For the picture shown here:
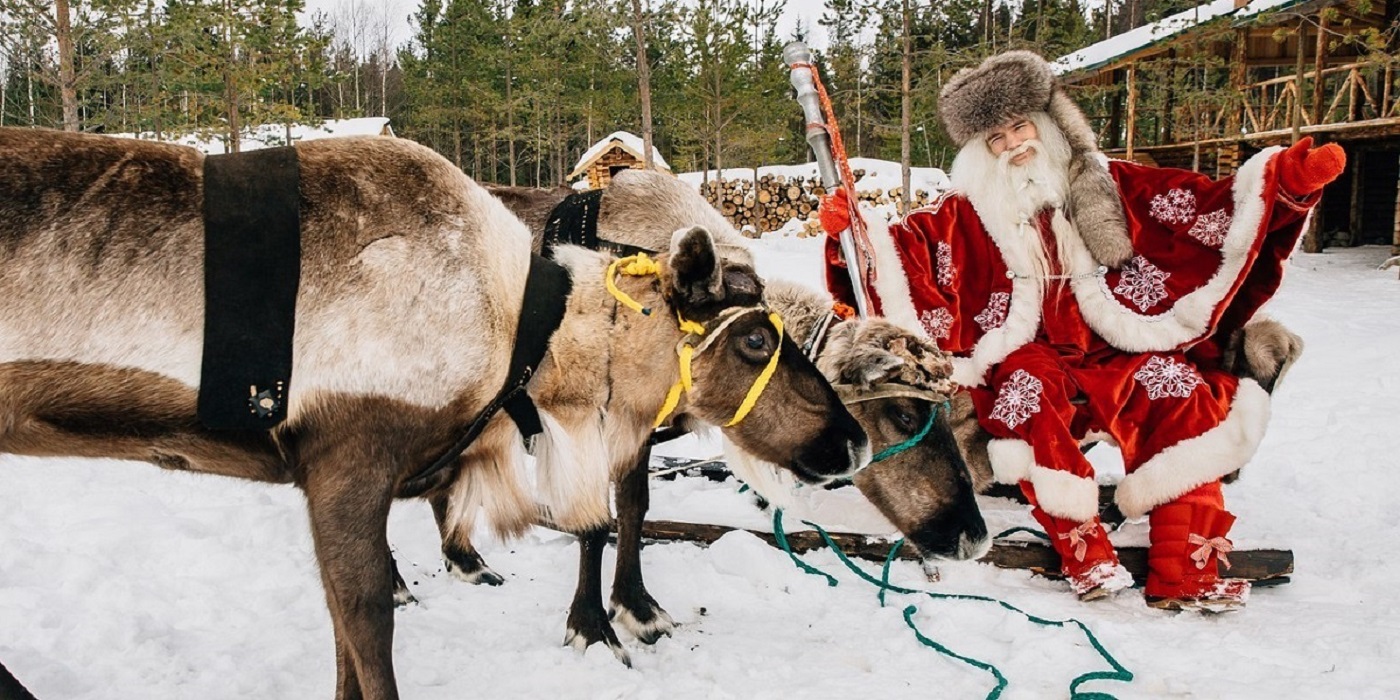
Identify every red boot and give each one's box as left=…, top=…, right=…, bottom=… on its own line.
left=1145, top=482, right=1250, bottom=612
left=1023, top=482, right=1133, bottom=600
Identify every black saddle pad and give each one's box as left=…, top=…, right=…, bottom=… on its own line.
left=197, top=147, right=301, bottom=430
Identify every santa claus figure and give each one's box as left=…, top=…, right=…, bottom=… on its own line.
left=820, top=50, right=1344, bottom=610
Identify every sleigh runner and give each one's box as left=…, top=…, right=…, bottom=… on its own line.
left=646, top=455, right=1295, bottom=586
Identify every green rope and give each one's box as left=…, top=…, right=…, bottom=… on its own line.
left=870, top=400, right=951, bottom=463
left=771, top=509, right=1133, bottom=700
left=772, top=509, right=836, bottom=586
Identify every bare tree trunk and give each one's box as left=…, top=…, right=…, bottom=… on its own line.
left=55, top=0, right=79, bottom=131
left=223, top=0, right=240, bottom=153
left=900, top=0, right=912, bottom=213
left=631, top=0, right=654, bottom=169
left=506, top=60, right=516, bottom=186
left=147, top=0, right=163, bottom=140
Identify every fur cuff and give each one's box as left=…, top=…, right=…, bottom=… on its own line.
left=1115, top=379, right=1271, bottom=519
left=988, top=438, right=1099, bottom=522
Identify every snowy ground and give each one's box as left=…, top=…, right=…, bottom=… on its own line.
left=3, top=232, right=1399, bottom=697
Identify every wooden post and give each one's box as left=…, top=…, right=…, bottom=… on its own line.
left=1384, top=62, right=1394, bottom=117
left=1292, top=20, right=1306, bottom=143
left=1126, top=63, right=1138, bottom=161
left=1393, top=154, right=1400, bottom=255
left=1349, top=149, right=1365, bottom=247
left=1312, top=14, right=1327, bottom=126
left=1227, top=29, right=1248, bottom=136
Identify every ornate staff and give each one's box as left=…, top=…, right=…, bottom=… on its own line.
left=783, top=40, right=873, bottom=319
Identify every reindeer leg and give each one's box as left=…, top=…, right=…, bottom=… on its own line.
left=564, top=526, right=630, bottom=666
left=429, top=491, right=505, bottom=586
left=304, top=457, right=400, bottom=700
left=610, top=445, right=674, bottom=644
left=388, top=553, right=417, bottom=607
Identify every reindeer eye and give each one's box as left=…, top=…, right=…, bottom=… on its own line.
left=887, top=404, right=920, bottom=433
left=735, top=327, right=774, bottom=363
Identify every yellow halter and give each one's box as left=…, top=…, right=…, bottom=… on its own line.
left=604, top=254, right=784, bottom=428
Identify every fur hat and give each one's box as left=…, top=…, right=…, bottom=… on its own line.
left=938, top=51, right=1134, bottom=267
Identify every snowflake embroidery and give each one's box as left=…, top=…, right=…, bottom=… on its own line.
left=935, top=242, right=955, bottom=287
left=1114, top=256, right=1171, bottom=312
left=1149, top=188, right=1197, bottom=226
left=918, top=307, right=954, bottom=340
left=974, top=292, right=1011, bottom=332
left=1133, top=356, right=1203, bottom=400
left=990, top=370, right=1043, bottom=429
left=1187, top=209, right=1231, bottom=247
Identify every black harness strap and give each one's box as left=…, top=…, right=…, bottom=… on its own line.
left=402, top=254, right=572, bottom=493
left=542, top=189, right=654, bottom=259
left=198, top=147, right=301, bottom=430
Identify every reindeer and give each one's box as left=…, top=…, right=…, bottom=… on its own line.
left=390, top=170, right=990, bottom=663
left=0, top=128, right=870, bottom=700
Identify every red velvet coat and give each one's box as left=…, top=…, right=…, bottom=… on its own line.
left=826, top=148, right=1319, bottom=521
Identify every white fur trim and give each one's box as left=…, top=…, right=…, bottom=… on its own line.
left=987, top=438, right=1033, bottom=483
left=1029, top=465, right=1099, bottom=522
left=1066, top=147, right=1284, bottom=352
left=986, top=438, right=1098, bottom=521
left=863, top=204, right=926, bottom=338
left=1115, top=378, right=1271, bottom=519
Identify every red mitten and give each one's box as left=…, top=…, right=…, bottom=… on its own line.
left=1277, top=136, right=1346, bottom=197
left=818, top=187, right=852, bottom=237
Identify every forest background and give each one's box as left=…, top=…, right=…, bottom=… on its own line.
left=0, top=0, right=1311, bottom=189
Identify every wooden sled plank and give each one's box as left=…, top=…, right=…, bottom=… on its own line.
left=639, top=519, right=1294, bottom=585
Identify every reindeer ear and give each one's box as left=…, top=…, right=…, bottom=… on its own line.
left=667, top=226, right=724, bottom=306
left=840, top=346, right=905, bottom=388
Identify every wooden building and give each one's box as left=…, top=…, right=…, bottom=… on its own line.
left=568, top=131, right=672, bottom=190
left=1057, top=0, right=1400, bottom=252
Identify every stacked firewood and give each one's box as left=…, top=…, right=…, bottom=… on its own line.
left=698, top=169, right=935, bottom=238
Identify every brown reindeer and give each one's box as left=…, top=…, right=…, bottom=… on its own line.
left=393, top=170, right=989, bottom=663
left=0, top=128, right=869, bottom=700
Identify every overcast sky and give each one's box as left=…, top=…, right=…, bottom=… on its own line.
left=300, top=0, right=834, bottom=55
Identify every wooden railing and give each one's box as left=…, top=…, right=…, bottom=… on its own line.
left=1239, top=59, right=1400, bottom=133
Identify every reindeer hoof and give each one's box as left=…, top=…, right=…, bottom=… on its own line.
left=564, top=625, right=631, bottom=667
left=392, top=586, right=418, bottom=607
left=446, top=561, right=506, bottom=586
left=609, top=598, right=675, bottom=645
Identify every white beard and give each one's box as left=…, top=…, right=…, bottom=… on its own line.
left=950, top=112, right=1078, bottom=293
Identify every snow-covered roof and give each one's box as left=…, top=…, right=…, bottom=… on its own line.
left=1055, top=0, right=1309, bottom=77
left=114, top=117, right=394, bottom=155
left=569, top=131, right=671, bottom=178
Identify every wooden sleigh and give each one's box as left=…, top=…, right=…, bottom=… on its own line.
left=643, top=455, right=1295, bottom=587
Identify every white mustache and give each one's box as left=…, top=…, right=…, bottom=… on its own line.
left=1000, top=141, right=1038, bottom=164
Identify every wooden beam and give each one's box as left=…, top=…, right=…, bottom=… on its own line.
left=1350, top=149, right=1365, bottom=247
left=1292, top=20, right=1306, bottom=143
left=1393, top=153, right=1400, bottom=255
left=637, top=519, right=1295, bottom=585
left=1126, top=63, right=1138, bottom=161
left=1312, top=13, right=1327, bottom=126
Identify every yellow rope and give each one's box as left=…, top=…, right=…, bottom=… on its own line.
left=653, top=380, right=685, bottom=428
left=676, top=313, right=706, bottom=336
left=605, top=254, right=658, bottom=315
left=725, top=312, right=784, bottom=426
left=607, top=256, right=782, bottom=430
